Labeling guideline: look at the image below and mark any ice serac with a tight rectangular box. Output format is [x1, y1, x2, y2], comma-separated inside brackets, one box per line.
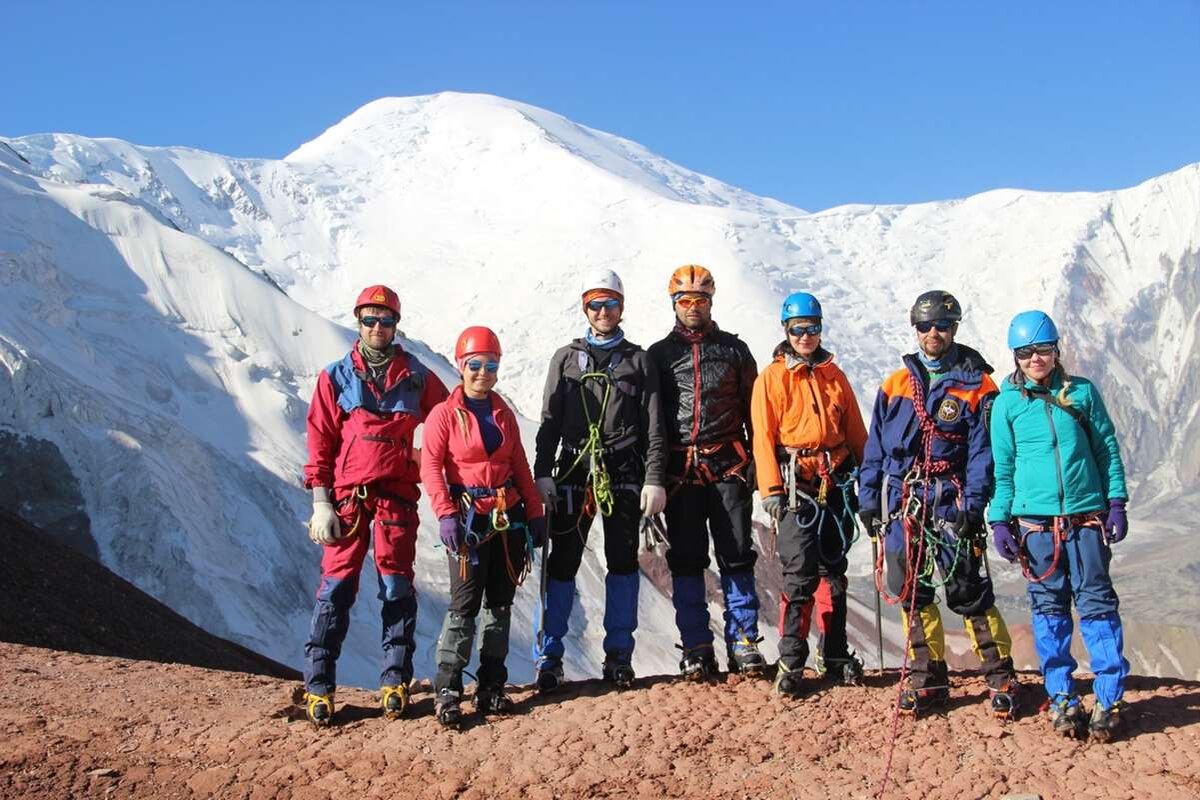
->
[3, 94, 1199, 683]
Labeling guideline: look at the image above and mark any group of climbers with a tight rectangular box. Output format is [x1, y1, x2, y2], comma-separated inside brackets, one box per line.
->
[297, 272, 1131, 744]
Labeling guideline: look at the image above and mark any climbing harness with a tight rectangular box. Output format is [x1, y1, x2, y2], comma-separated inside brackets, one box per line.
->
[777, 446, 860, 565]
[447, 482, 533, 586]
[1016, 512, 1104, 583]
[333, 483, 417, 541]
[556, 352, 634, 519]
[670, 440, 751, 489]
[332, 484, 372, 540]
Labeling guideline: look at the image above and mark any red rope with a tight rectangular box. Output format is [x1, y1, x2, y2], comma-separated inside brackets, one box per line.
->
[874, 369, 960, 799]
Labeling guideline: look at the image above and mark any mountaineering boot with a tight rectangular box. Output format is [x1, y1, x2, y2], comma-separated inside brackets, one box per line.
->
[1048, 695, 1087, 739]
[535, 658, 564, 693]
[899, 660, 949, 715]
[602, 653, 636, 688]
[988, 680, 1020, 720]
[475, 684, 516, 715]
[678, 644, 720, 681]
[304, 691, 335, 728]
[897, 687, 947, 715]
[380, 684, 409, 719]
[727, 634, 768, 676]
[773, 661, 806, 698]
[824, 652, 865, 687]
[435, 688, 464, 729]
[1088, 702, 1123, 743]
[475, 657, 515, 715]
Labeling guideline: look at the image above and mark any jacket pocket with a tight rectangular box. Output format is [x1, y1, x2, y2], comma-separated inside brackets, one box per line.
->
[340, 412, 412, 482]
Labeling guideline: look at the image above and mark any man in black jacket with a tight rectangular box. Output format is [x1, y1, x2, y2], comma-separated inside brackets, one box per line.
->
[533, 268, 668, 691]
[648, 265, 765, 679]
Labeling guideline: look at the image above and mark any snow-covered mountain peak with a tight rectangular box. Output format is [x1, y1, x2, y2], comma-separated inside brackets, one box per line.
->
[285, 92, 800, 215]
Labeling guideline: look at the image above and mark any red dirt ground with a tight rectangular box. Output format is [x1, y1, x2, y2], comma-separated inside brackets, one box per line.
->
[3, 642, 1200, 800]
[5, 509, 1200, 799]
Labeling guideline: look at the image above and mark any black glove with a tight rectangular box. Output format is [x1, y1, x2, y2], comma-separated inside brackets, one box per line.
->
[858, 510, 882, 541]
[951, 507, 985, 539]
[528, 515, 548, 548]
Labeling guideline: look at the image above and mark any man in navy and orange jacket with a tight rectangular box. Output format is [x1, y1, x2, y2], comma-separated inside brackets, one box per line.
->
[858, 290, 1018, 717]
[301, 284, 449, 728]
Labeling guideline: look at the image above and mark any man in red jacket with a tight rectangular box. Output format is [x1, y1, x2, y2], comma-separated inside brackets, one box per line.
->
[301, 284, 449, 728]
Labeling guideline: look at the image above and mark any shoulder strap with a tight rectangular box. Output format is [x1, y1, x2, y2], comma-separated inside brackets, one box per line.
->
[1029, 389, 1093, 448]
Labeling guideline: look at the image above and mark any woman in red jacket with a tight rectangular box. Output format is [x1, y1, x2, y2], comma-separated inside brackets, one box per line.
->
[420, 326, 547, 728]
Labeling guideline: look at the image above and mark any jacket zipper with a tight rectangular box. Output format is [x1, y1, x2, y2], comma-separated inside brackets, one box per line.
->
[803, 366, 827, 442]
[1043, 402, 1066, 514]
[689, 342, 702, 445]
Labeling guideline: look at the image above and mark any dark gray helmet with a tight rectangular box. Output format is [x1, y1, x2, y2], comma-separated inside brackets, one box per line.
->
[910, 290, 963, 325]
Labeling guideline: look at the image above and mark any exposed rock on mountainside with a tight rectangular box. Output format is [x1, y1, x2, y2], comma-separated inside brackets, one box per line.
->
[0, 509, 296, 679]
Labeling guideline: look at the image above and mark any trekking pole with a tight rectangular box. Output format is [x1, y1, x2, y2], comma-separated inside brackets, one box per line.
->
[533, 508, 551, 661]
[871, 533, 885, 674]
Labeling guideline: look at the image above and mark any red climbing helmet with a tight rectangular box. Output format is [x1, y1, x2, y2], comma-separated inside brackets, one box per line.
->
[455, 326, 502, 361]
[353, 284, 401, 317]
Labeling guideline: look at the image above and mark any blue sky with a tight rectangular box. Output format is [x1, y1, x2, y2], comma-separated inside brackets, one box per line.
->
[3, 1, 1198, 210]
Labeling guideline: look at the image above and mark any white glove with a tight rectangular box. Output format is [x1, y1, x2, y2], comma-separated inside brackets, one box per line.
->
[640, 484, 667, 517]
[536, 477, 558, 509]
[308, 501, 341, 545]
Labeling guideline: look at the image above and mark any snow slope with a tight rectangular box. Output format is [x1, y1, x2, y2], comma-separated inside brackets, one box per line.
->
[3, 92, 1198, 682]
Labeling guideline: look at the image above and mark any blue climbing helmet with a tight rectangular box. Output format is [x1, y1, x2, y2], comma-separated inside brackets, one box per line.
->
[1007, 310, 1059, 349]
[780, 292, 822, 322]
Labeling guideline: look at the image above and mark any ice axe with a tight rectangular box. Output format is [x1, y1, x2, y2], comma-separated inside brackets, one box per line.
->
[870, 524, 885, 674]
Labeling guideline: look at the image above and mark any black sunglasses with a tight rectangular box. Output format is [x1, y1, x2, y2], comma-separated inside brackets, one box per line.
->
[914, 320, 954, 333]
[1014, 343, 1057, 360]
[360, 315, 397, 329]
[586, 298, 621, 311]
[788, 323, 822, 337]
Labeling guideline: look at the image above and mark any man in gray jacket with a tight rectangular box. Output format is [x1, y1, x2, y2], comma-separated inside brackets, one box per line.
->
[533, 268, 667, 691]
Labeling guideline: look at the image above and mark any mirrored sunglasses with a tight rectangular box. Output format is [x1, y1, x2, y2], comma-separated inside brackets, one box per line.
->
[586, 298, 622, 311]
[465, 359, 500, 374]
[674, 295, 712, 309]
[359, 315, 398, 329]
[914, 319, 954, 333]
[788, 323, 822, 337]
[1014, 343, 1057, 360]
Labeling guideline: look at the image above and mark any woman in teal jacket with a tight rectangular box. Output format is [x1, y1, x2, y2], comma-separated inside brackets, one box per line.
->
[988, 310, 1130, 742]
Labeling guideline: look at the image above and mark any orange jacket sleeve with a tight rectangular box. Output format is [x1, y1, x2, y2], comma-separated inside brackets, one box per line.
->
[839, 371, 869, 465]
[751, 367, 784, 498]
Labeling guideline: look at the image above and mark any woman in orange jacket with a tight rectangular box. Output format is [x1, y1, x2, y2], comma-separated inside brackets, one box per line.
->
[420, 326, 546, 728]
[751, 292, 868, 697]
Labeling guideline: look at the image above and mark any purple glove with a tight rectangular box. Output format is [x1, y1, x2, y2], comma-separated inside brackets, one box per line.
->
[1104, 500, 1128, 544]
[438, 516, 464, 551]
[992, 521, 1020, 563]
[528, 516, 547, 548]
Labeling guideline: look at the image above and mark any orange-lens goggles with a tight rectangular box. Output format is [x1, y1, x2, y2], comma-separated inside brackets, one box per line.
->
[675, 295, 712, 309]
